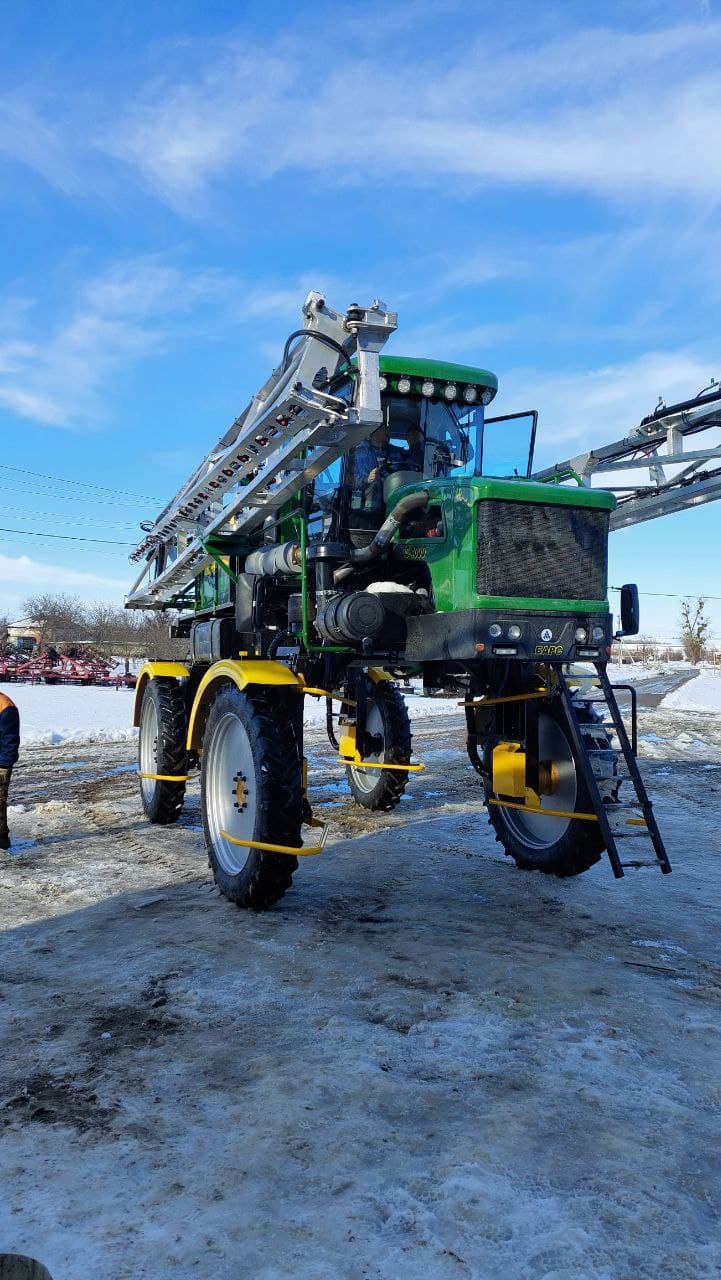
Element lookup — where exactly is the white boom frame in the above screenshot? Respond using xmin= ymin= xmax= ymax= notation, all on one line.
xmin=126 ymin=293 xmax=396 ymax=609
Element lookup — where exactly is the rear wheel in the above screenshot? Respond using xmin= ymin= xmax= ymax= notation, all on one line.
xmin=346 ymin=681 xmax=412 ymax=812
xmin=201 ymin=684 xmax=302 ymax=910
xmin=484 ymin=697 xmax=615 ymax=877
xmin=138 ymin=677 xmax=188 ymax=824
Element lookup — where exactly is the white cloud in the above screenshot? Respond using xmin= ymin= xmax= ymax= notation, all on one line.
xmin=3 ymin=17 xmax=721 ymax=211
xmin=0 ymin=258 xmax=234 ymax=429
xmin=99 ymin=20 xmax=721 ymax=208
xmin=499 ymin=349 xmax=715 ymax=465
xmin=0 ymin=553 xmax=127 ymax=608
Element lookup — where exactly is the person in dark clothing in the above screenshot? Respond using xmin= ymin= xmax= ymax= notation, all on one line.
xmin=0 ymin=690 xmax=20 ymax=850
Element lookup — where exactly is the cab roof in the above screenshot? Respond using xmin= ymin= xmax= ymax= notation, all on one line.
xmin=379 ymin=355 xmax=498 ymax=393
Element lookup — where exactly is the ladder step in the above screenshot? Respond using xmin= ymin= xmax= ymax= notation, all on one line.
xmin=559 ymin=665 xmax=672 ymax=877
xmin=620 ymin=860 xmax=664 ymax=869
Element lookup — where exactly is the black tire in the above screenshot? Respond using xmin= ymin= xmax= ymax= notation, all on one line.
xmin=138 ymin=677 xmax=188 ymax=824
xmin=200 ymin=684 xmax=302 ymax=910
xmin=346 ymin=681 xmax=412 ymax=812
xmin=484 ymin=697 xmax=615 ymax=878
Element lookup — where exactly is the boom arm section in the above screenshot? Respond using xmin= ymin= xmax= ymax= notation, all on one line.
xmin=126 ymin=293 xmax=397 ymax=609
xmin=534 ymin=383 xmax=721 ymax=529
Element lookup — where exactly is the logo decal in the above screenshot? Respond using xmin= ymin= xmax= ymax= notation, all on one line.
xmin=540 ymin=627 xmax=553 ymax=642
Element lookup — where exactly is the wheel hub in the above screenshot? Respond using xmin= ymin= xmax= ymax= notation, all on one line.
xmin=233 ymin=771 xmax=248 ymax=812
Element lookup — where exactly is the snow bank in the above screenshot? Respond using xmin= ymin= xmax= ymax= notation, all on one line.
xmin=7 ymin=683 xmax=138 ymax=747
xmin=296 ymin=686 xmax=462 ymax=728
xmin=661 ymin=668 xmax=721 ymax=714
xmin=6 ymin=679 xmax=464 ymax=747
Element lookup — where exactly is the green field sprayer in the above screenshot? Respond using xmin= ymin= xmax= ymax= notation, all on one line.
xmin=126 ymin=291 xmax=721 ymax=909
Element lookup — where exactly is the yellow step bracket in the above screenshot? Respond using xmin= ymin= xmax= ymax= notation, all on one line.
xmin=138 ymin=772 xmax=189 ymax=782
xmin=219 ymin=826 xmax=328 ymax=858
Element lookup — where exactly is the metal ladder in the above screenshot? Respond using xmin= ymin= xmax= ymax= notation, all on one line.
xmin=556 ymin=665 xmax=672 ymax=878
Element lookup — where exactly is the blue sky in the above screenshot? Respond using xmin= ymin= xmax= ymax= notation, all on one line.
xmin=1 ymin=0 xmax=720 ymax=638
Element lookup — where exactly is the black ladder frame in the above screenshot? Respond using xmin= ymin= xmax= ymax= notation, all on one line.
xmin=556 ymin=665 xmax=672 ymax=878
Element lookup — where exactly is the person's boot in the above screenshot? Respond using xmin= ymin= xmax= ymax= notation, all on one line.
xmin=0 ymin=765 xmax=11 ymax=849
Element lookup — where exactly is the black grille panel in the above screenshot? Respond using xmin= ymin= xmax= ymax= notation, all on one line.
xmin=476 ymin=499 xmax=609 ymax=600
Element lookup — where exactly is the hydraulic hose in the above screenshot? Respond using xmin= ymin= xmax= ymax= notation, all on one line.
xmin=345 ymin=490 xmax=430 ymax=570
xmin=281 ymin=330 xmax=354 ymax=376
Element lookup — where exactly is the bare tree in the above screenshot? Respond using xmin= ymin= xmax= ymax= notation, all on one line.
xmin=636 ymin=634 xmax=658 ymax=662
xmin=22 ymin=593 xmax=86 ymax=650
xmin=680 ymin=597 xmax=709 ymax=665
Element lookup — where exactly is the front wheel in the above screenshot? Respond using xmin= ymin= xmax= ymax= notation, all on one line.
xmin=346 ymin=681 xmax=412 ymax=812
xmin=484 ymin=698 xmax=615 ymax=878
xmin=201 ymin=685 xmax=303 ymax=910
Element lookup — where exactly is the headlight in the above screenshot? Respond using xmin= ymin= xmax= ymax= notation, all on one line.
xmin=575 ymin=627 xmax=587 ymax=642
xmin=489 ymin=623 xmax=502 ymax=638
xmin=397 ymin=376 xmax=411 ymax=394
xmin=378 ymin=375 xmax=387 ymax=391
xmin=508 ymin=624 xmax=522 ymax=640
xmin=421 ymin=380 xmax=435 ymax=397
xmin=463 ymin=386 xmax=477 ymax=403
xmin=481 ymin=388 xmax=495 ymax=405
xmin=592 ymin=626 xmax=605 ymax=641
xmin=444 ymin=383 xmax=457 ymax=400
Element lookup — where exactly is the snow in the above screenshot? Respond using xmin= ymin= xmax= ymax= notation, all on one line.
xmin=6 ymin=682 xmax=138 ymax=747
xmin=605 ymin=660 xmax=692 ymax=683
xmin=5 ymin=679 xmax=464 ymax=748
xmin=6 ymin=663 xmax=718 ymax=750
xmin=660 ymin=667 xmax=721 ymax=714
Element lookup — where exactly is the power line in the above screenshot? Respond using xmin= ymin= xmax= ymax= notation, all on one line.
xmin=0 ymin=504 xmax=138 ymax=530
xmin=0 ymin=463 xmax=162 ymax=504
xmin=611 ymin=586 xmax=721 ymax=601
xmin=0 ymin=538 xmax=129 ymax=560
xmin=0 ymin=480 xmax=156 ymax=511
xmin=0 ymin=526 xmax=135 ymax=546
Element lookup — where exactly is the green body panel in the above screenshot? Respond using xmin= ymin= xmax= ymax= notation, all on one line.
xmin=392 ymin=477 xmax=614 ymax=616
xmin=378 ymin=354 xmax=498 ymax=393
xmin=466 ymin=476 xmax=616 ymax=510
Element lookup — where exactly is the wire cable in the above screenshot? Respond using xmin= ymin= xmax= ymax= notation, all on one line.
xmin=0 ymin=463 xmax=161 ymax=504
xmin=0 ymin=526 xmax=135 ymax=546
xmin=611 ymin=586 xmax=721 ymax=601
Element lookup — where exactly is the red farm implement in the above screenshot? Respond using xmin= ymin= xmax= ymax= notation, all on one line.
xmin=0 ymin=651 xmax=137 ymax=688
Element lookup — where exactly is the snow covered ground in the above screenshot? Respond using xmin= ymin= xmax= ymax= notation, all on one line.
xmin=660 ymin=667 xmax=721 ymax=714
xmin=3 ymin=662 xmax=716 ymax=752
xmin=6 ymin=680 xmax=463 ymax=747
xmin=7 ymin=682 xmax=138 ymax=746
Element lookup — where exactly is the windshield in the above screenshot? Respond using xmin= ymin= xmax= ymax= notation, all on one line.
xmin=381 ymin=394 xmax=481 ymax=479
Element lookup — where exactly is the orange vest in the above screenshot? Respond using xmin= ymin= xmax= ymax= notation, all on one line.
xmin=0 ymin=692 xmax=16 ymax=714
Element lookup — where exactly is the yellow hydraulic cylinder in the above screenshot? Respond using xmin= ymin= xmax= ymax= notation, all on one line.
xmin=492 ymin=742 xmax=526 ymax=798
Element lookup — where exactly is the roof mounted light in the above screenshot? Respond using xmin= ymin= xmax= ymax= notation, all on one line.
xmin=379 ymin=375 xmax=387 ymax=391
xmin=481 ymin=388 xmax=495 ymax=405
xmin=444 ymin=383 xmax=457 ymax=400
xmin=397 ymin=376 xmax=412 ymax=394
xmin=421 ymin=380 xmax=435 ymax=397
xmin=463 ymin=386 xmax=477 ymax=403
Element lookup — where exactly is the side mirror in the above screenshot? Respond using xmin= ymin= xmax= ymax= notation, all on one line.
xmin=617 ymin=583 xmax=639 ymax=637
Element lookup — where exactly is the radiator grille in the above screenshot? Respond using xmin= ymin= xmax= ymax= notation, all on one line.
xmin=476 ymin=499 xmax=609 ymax=600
